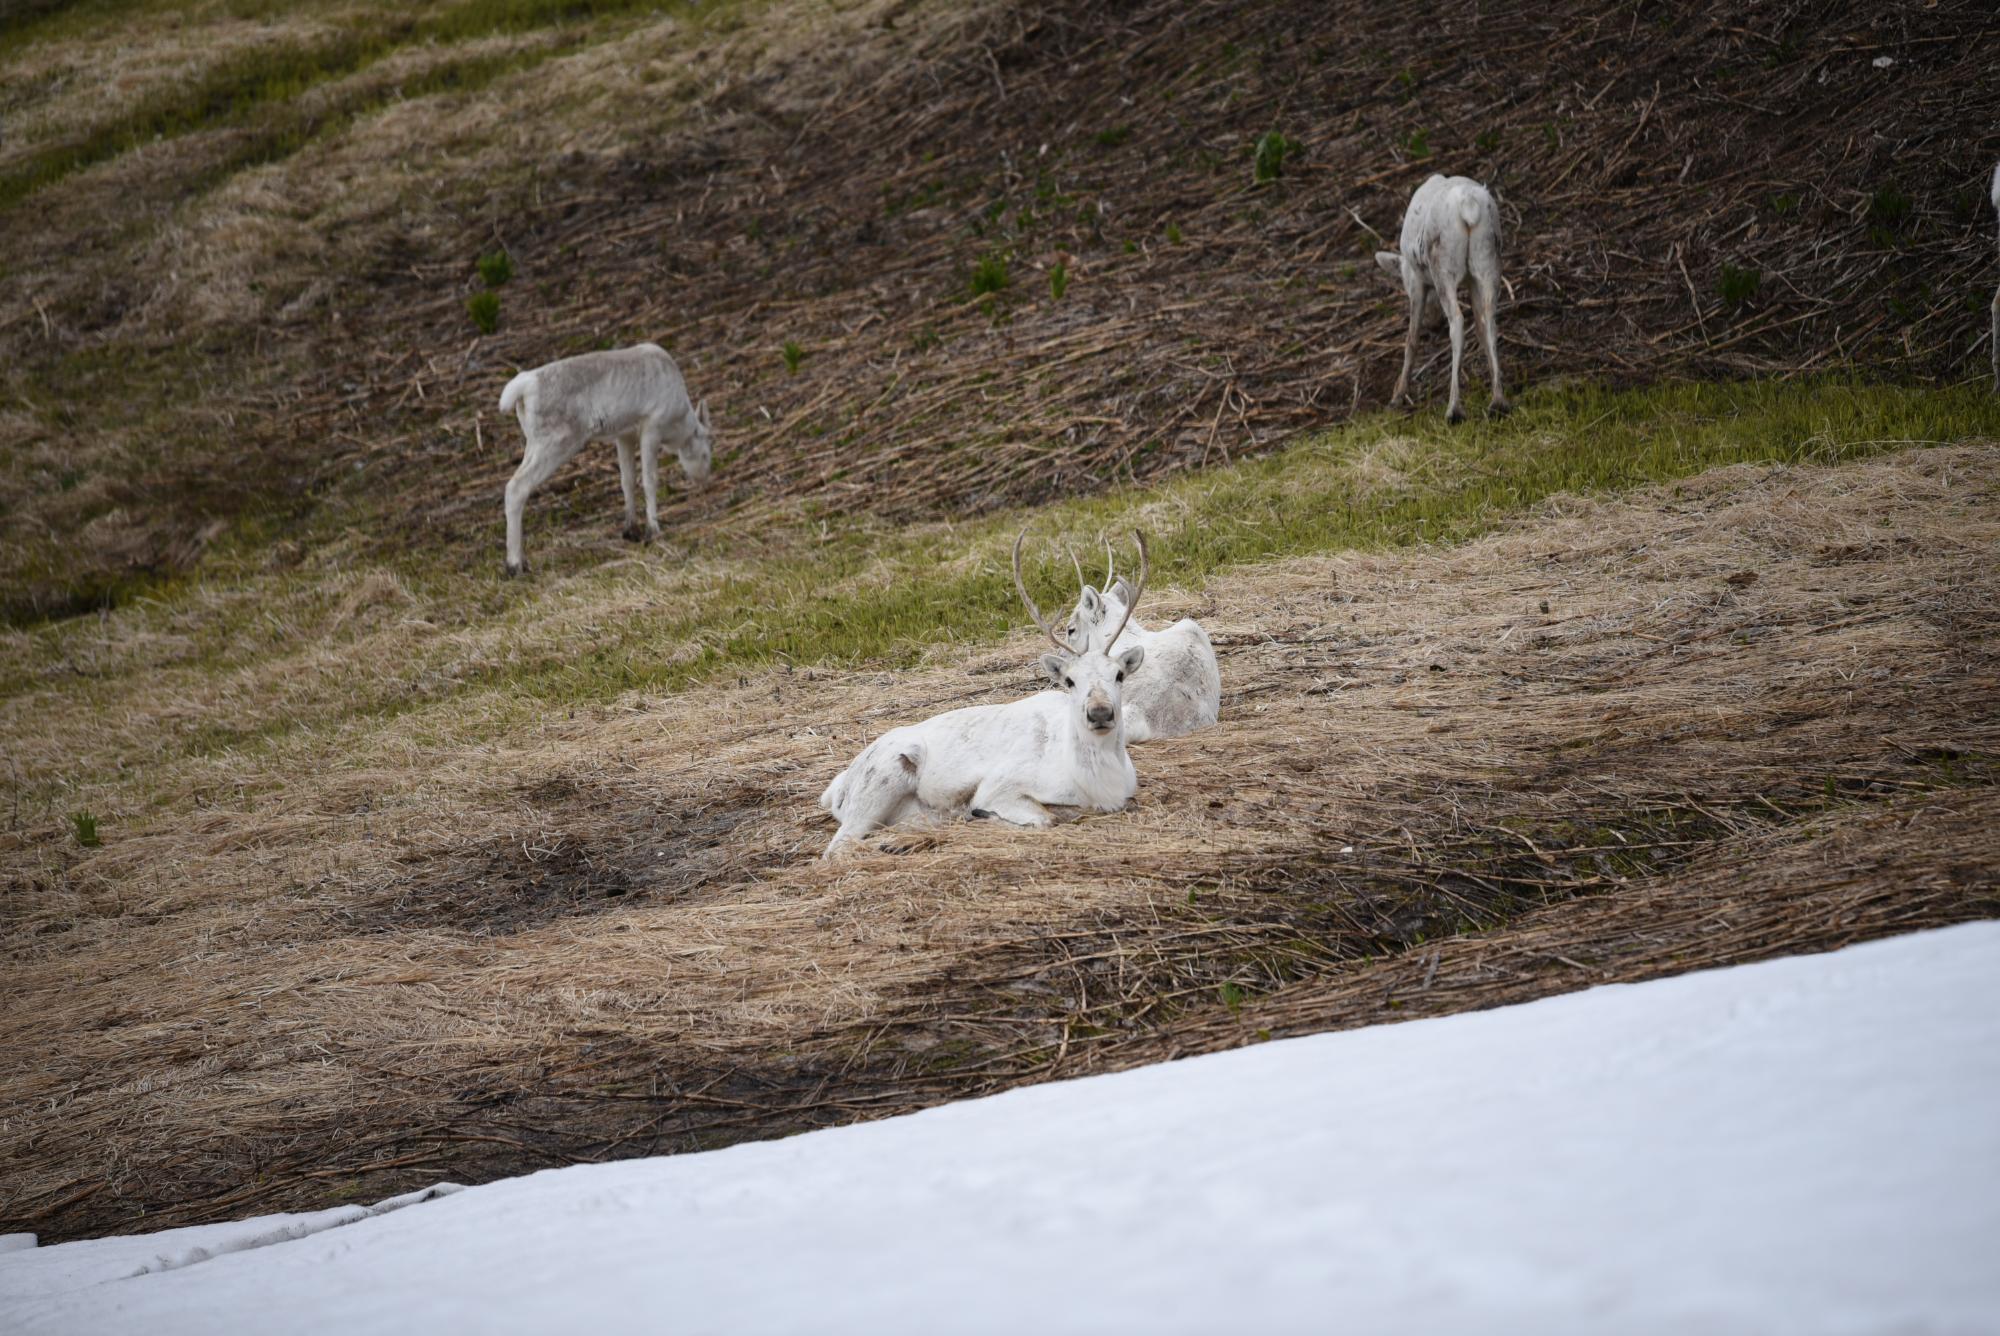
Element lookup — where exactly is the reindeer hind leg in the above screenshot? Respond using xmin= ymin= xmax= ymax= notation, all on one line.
xmin=503 ymin=427 xmax=581 ymax=576
xmin=823 ymin=746 xmax=921 ymax=857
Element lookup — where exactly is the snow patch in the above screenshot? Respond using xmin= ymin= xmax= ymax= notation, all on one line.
xmin=5 ymin=925 xmax=1997 ymax=1335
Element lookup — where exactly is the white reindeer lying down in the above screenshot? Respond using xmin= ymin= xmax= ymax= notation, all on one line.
xmin=497 ymin=342 xmax=714 ymax=576
xmin=1376 ymin=173 xmax=1509 ymax=423
xmin=818 ymin=532 xmax=1153 ymax=857
xmin=1063 ymin=543 xmax=1218 ymax=742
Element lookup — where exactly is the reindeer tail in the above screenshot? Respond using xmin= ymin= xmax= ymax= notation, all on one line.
xmin=498 ymin=370 xmax=534 ymax=416
xmin=1456 ymin=188 xmax=1482 ymax=231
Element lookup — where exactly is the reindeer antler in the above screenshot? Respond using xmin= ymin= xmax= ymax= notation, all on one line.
xmin=1102 ymin=537 xmax=1117 ymax=593
xmin=1103 ymin=530 xmax=1149 ymax=648
xmin=1013 ymin=528 xmax=1070 ymax=654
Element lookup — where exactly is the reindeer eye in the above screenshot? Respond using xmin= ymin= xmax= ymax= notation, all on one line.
xmin=1116 ymin=670 xmax=1124 ymax=681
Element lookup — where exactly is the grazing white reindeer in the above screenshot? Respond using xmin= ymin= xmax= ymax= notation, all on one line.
xmin=1376 ymin=173 xmax=1509 ymax=423
xmin=1063 ymin=542 xmax=1219 ymax=742
xmin=1990 ymin=161 xmax=2000 ymax=392
xmin=817 ymin=531 xmax=1153 ymax=857
xmin=497 ymin=342 xmax=714 ymax=576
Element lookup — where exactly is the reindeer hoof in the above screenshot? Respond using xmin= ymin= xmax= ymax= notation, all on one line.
xmin=1488 ymin=399 xmax=1513 ymax=419
xmin=621 ymin=524 xmax=645 ymax=543
xmin=1446 ymin=405 xmax=1467 ymax=425
xmin=504 ymin=562 xmax=528 ymax=579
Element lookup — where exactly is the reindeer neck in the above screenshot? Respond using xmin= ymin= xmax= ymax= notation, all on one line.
xmin=1107 ymin=610 xmax=1150 ymax=640
xmin=1062 ymin=715 xmax=1127 ymax=767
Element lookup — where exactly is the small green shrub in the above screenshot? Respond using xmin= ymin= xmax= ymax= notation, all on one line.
xmin=1252 ymin=130 xmax=1300 ymax=184
xmin=466 ymin=290 xmax=500 ymax=335
xmin=1718 ymin=263 xmax=1761 ymax=309
xmin=1048 ymin=262 xmax=1069 ymax=301
xmin=1769 ymin=192 xmax=1800 ymax=216
xmin=476 ymin=249 xmax=513 ymax=288
xmin=1164 ymin=221 xmax=1183 ymax=245
xmin=1093 ymin=125 xmax=1132 ymax=148
xmin=781 ymin=340 xmax=806 ymax=374
xmin=1868 ymin=183 xmax=1913 ymax=230
xmin=70 ymin=811 xmax=100 ymax=848
xmin=1867 ymin=183 xmax=1914 ymax=247
xmin=970 ymin=253 xmax=1009 ymax=297
xmin=1474 ymin=129 xmax=1501 ymax=153
xmin=1403 ymin=127 xmax=1431 ymax=159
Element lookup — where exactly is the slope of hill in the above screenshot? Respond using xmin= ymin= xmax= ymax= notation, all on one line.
xmin=1 ymin=0 xmax=1994 ymax=615
xmin=7 ymin=923 xmax=1998 ymax=1333
xmin=2 ymin=0 xmax=1997 ymax=1246
xmin=4 ymin=428 xmax=1996 ymax=1242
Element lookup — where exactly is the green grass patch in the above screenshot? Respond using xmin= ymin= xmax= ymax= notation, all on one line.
xmin=9 ymin=377 xmax=1996 ymax=802
xmin=400 ymin=377 xmax=2000 ymax=711
xmin=1718 ymin=263 xmax=1761 ymax=309
xmin=476 ymin=249 xmax=514 ymax=287
xmin=0 ymin=0 xmax=738 ymax=212
xmin=1252 ymin=130 xmax=1299 ymax=185
xmin=70 ymin=811 xmax=101 ymax=848
xmin=466 ymin=289 xmax=502 ymax=334
xmin=969 ymin=252 xmax=1010 ymax=297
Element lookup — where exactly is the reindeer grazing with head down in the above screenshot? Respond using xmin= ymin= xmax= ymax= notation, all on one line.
xmin=1063 ymin=541 xmax=1219 ymax=742
xmin=497 ymin=342 xmax=715 ymax=576
xmin=1376 ymin=173 xmax=1509 ymax=424
xmin=818 ymin=531 xmax=1153 ymax=857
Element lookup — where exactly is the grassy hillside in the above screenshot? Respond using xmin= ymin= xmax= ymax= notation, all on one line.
xmin=1 ymin=0 xmax=1997 ymax=1243
xmin=3 ymin=377 xmax=1996 ymax=821
xmin=1 ymin=0 xmax=1995 ymax=617
xmin=4 ymin=384 xmax=1998 ymax=1241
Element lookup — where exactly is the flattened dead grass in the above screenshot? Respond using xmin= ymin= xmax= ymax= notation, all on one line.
xmin=3 ymin=444 xmax=1995 ymax=1240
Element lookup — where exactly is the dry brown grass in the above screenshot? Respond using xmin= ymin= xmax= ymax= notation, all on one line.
xmin=4 ymin=0 xmax=1995 ymax=617
xmin=4 ymin=444 xmax=1995 ymax=1241
xmin=0 ymin=5 xmax=362 ymax=173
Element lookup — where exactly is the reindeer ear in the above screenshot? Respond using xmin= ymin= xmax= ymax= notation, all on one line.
xmin=1039 ymin=653 xmax=1069 ymax=686
xmin=1111 ymin=577 xmax=1134 ymax=605
xmin=1117 ymin=645 xmax=1146 ymax=678
xmin=1079 ymin=586 xmax=1104 ymax=618
xmin=696 ymin=398 xmax=712 ymax=428
xmin=1375 ymin=251 xmax=1402 ymax=278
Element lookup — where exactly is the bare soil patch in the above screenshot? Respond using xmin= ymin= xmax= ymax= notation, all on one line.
xmin=344 ymin=775 xmax=776 ymax=935
xmin=3 ymin=444 xmax=1994 ymax=1242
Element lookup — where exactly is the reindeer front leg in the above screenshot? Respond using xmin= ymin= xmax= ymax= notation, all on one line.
xmin=638 ymin=421 xmax=664 ymax=541
xmin=616 ymin=433 xmax=643 ymax=541
xmin=968 ymin=787 xmax=1053 ymax=828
